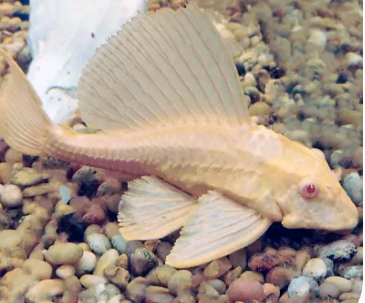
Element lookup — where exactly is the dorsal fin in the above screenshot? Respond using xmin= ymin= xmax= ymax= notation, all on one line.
xmin=77 ymin=4 xmax=250 ymax=132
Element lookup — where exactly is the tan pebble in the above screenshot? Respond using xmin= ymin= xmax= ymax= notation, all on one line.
xmin=0 ymin=184 xmax=23 ymax=207
xmin=341 ymin=300 xmax=360 ymax=303
xmin=78 ymin=242 xmax=91 ymax=251
xmin=80 ymin=274 xmax=108 ymax=288
xmin=116 ymin=253 xmax=129 ymax=269
xmin=168 ymin=270 xmax=193 ymax=296
xmin=350 ymin=278 xmax=362 ymax=294
xmin=223 ymin=266 xmax=242 ymax=285
xmin=23 ymin=259 xmax=52 ymax=281
xmin=239 ymin=270 xmax=264 ymax=283
xmin=324 ymin=276 xmax=352 ymax=293
xmin=339 ymin=292 xmax=360 ymax=301
xmin=5 ymin=148 xmax=22 ymax=164
xmin=146 ymin=265 xmax=177 ymax=287
xmin=0 ymin=163 xmax=12 ymax=183
xmin=319 ymin=282 xmax=340 ymax=299
xmin=104 ymin=222 xmax=120 ymax=239
xmin=56 ymin=264 xmax=75 ymax=279
xmin=75 ymin=250 xmax=97 ymax=276
xmin=203 ymin=257 xmax=232 ymax=279
xmin=146 ymin=285 xmax=175 ymax=303
xmin=279 ymin=292 xmax=289 ymax=303
xmin=0 ymin=229 xmax=22 ymax=249
xmin=11 ymin=167 xmax=44 ymax=187
xmin=263 ymin=283 xmax=280 ymax=298
xmin=104 ymin=265 xmax=130 ymax=289
xmin=64 ymin=275 xmax=82 ymax=293
xmin=278 ymin=247 xmax=297 ymax=264
xmin=93 ymin=249 xmax=119 ymax=277
xmin=126 ymin=277 xmax=147 ymax=302
xmin=45 ymin=243 xmax=84 ymax=265
xmin=198 ymin=281 xmax=220 ymax=299
xmin=25 ymin=279 xmax=65 ymax=302
xmin=249 ymin=102 xmax=271 ymax=116
xmin=23 ymin=183 xmax=57 ymax=197
xmin=295 ymin=250 xmax=311 ymax=271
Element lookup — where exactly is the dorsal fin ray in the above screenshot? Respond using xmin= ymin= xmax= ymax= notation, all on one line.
xmin=77 ymin=4 xmax=250 ymax=132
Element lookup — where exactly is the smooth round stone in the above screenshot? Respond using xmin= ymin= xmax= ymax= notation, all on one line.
xmin=324 ymin=276 xmax=352 ymax=293
xmin=343 ymin=172 xmax=363 ymax=206
xmin=319 ymin=282 xmax=340 ymax=299
xmin=288 ymin=276 xmax=318 ymax=299
xmin=0 ymin=230 xmax=22 ymax=249
xmin=227 ymin=279 xmax=265 ymax=302
xmin=111 ymin=235 xmax=128 ymax=254
xmin=86 ymin=233 xmax=111 ymax=255
xmin=0 ymin=184 xmax=23 ymax=207
xmin=302 ymin=258 xmax=327 ymax=281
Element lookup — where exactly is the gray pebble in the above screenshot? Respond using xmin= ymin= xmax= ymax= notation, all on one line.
xmin=340 ymin=265 xmax=363 ymax=280
xmin=321 ymin=258 xmax=334 ymax=277
xmin=343 ymin=172 xmax=363 ymax=206
xmin=86 ymin=233 xmax=111 ymax=255
xmin=288 ymin=276 xmax=319 ymax=300
xmin=111 ymin=235 xmax=128 ymax=254
xmin=315 ymin=240 xmax=357 ymax=262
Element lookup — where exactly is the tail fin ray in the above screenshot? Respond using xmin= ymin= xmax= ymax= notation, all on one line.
xmin=0 ymin=50 xmax=52 ymax=156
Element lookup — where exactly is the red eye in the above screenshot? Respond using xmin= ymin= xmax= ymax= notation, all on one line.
xmin=300 ymin=181 xmax=319 ymax=199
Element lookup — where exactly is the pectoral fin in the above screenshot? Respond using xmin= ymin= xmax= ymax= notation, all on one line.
xmin=165 ymin=191 xmax=272 ymax=268
xmin=118 ymin=176 xmax=196 ymax=240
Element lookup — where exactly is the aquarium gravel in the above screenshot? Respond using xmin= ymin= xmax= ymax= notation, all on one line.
xmin=0 ymin=0 xmax=362 ymax=302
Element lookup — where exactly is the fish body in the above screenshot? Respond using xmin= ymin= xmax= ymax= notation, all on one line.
xmin=0 ymin=4 xmax=358 ymax=268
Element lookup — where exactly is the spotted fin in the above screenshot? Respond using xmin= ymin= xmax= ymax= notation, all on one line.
xmin=118 ymin=176 xmax=197 ymax=240
xmin=165 ymin=191 xmax=272 ymax=268
xmin=78 ymin=3 xmax=250 ymax=132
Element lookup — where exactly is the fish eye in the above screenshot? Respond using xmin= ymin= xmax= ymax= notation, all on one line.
xmin=299 ymin=180 xmax=319 ymax=199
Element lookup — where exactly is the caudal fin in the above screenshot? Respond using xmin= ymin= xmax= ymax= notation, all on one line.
xmin=0 ymin=50 xmax=52 ymax=156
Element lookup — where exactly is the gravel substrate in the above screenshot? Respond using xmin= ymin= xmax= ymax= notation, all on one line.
xmin=0 ymin=0 xmax=362 ymax=302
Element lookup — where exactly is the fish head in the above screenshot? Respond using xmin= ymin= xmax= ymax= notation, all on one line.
xmin=277 ymin=151 xmax=359 ymax=232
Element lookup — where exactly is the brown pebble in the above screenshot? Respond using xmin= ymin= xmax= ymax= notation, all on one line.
xmin=248 ymin=249 xmax=281 ymax=272
xmin=266 ymin=266 xmax=294 ymax=290
xmin=129 ymin=247 xmax=158 ymax=277
xmin=157 ymin=241 xmax=172 ymax=262
xmin=227 ymin=279 xmax=265 ymax=302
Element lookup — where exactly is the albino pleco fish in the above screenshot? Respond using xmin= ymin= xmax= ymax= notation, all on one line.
xmin=0 ymin=4 xmax=358 ymax=268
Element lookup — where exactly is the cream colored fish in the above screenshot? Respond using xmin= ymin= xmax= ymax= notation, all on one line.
xmin=0 ymin=4 xmax=358 ymax=268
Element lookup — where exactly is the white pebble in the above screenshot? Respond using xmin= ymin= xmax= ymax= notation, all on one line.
xmin=307 ymin=30 xmax=327 ymax=52
xmin=75 ymin=251 xmax=97 ymax=275
xmin=86 ymin=233 xmax=111 ymax=255
xmin=302 ymin=258 xmax=327 ymax=281
xmin=345 ymin=52 xmax=363 ymax=67
xmin=0 ymin=184 xmax=23 ymax=207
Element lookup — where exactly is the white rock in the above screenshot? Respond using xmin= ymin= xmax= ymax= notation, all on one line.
xmin=86 ymin=233 xmax=111 ymax=255
xmin=302 ymin=258 xmax=327 ymax=281
xmin=307 ymin=30 xmax=327 ymax=52
xmin=345 ymin=52 xmax=363 ymax=67
xmin=0 ymin=184 xmax=23 ymax=207
xmin=76 ymin=250 xmax=97 ymax=275
xmin=343 ymin=172 xmax=363 ymax=205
